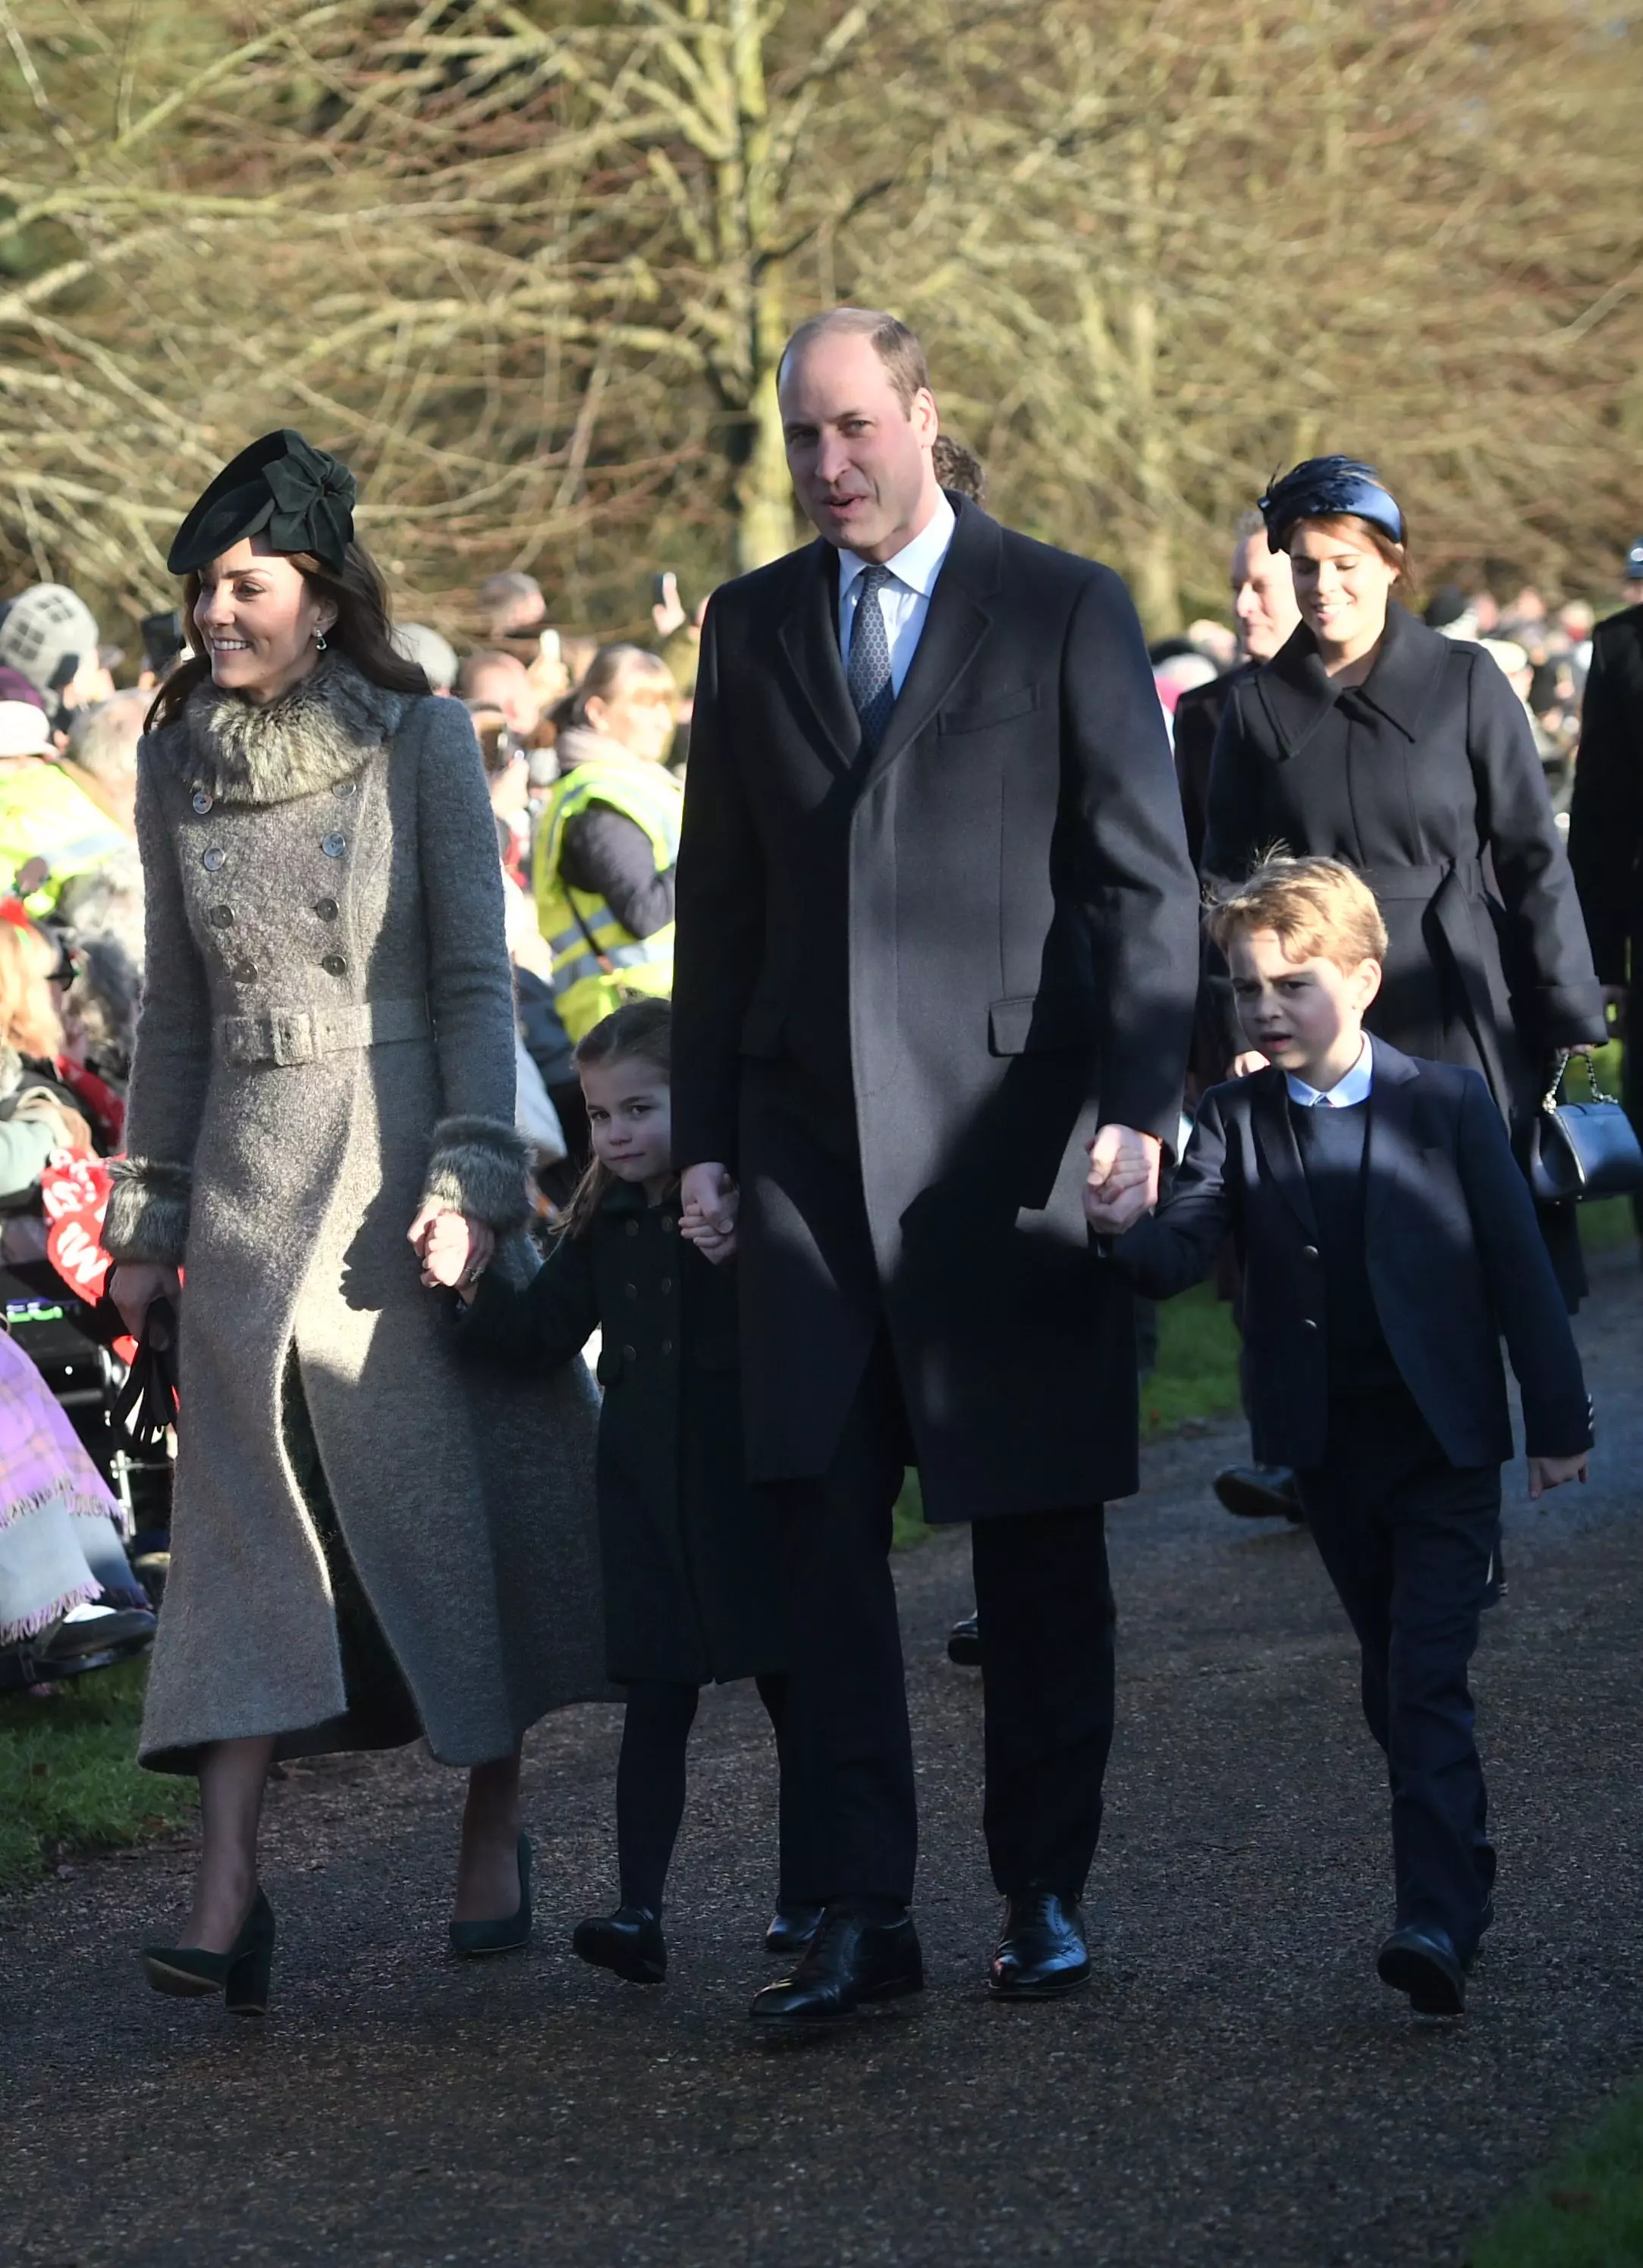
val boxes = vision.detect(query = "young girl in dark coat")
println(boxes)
[454,999,818,1984]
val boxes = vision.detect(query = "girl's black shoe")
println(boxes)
[573,1905,666,1984]
[138,1888,276,2016]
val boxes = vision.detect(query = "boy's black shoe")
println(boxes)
[749,1908,922,2034]
[1213,1465,1305,1522]
[763,1902,825,1959]
[573,1905,666,1984]
[947,1611,982,1666]
[988,1889,1090,2000]
[1377,1926,1466,2015]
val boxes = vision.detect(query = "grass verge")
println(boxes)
[0,1656,193,1891]
[1469,2087,1643,2266]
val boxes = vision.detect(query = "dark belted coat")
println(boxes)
[105,656,608,1771]
[454,1183,784,1687]
[1203,602,1605,1132]
[671,496,1201,1522]
[1567,604,1643,992]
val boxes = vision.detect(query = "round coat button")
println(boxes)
[203,847,226,872]
[661,1338,673,1355]
[622,1345,636,1362]
[208,903,234,927]
[334,779,358,798]
[624,1283,638,1299]
[322,832,347,858]
[322,953,347,976]
[625,1220,639,1237]
[1302,1244,1320,1261]
[660,1277,672,1294]
[234,960,257,982]
[1301,1316,1319,1332]
[191,790,213,815]
[314,897,339,921]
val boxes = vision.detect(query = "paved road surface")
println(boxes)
[2,1258,1639,2267]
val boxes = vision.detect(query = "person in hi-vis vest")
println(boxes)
[535,645,683,1043]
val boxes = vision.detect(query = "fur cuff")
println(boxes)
[103,1158,192,1265]
[423,1116,532,1231]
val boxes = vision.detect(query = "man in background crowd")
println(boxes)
[1172,514,1300,869]
[458,649,542,743]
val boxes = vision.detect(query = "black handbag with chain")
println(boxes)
[1526,1051,1643,1205]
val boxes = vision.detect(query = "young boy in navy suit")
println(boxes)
[1086,856,1591,2015]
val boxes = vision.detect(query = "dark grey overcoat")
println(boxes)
[671,497,1201,1522]
[455,1183,784,1686]
[1203,602,1606,1127]
[105,656,608,1770]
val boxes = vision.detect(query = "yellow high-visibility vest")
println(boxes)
[533,752,683,1044]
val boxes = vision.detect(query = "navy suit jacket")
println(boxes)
[1109,1041,1591,1469]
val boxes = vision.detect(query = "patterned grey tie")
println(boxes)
[847,561,897,754]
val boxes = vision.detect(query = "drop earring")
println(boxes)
[315,630,328,651]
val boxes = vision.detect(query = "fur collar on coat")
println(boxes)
[171,655,410,807]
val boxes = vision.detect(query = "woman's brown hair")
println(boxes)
[146,537,430,733]
[558,997,674,1240]
[1283,513,1412,584]
[549,642,675,738]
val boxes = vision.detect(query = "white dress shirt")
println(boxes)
[1285,1033,1374,1109]
[837,492,957,693]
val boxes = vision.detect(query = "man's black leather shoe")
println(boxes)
[1377,1926,1466,2015]
[1213,1464,1304,1522]
[947,1611,982,1666]
[749,1908,923,2034]
[988,1889,1090,1999]
[763,1901,825,1959]
[573,1905,666,1984]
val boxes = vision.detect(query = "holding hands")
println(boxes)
[1528,1452,1588,1500]
[409,1201,495,1293]
[679,1161,739,1266]
[1082,1124,1163,1236]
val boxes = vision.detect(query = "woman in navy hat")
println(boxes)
[105,432,607,2012]
[1202,457,1606,1298]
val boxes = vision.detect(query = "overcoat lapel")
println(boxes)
[1363,1040,1421,1237]
[776,540,859,776]
[862,499,1003,788]
[1250,1069,1318,1236]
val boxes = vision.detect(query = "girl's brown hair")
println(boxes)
[559,997,674,1240]
[146,537,429,733]
[0,922,66,1060]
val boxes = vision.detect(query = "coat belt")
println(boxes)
[215,995,431,1068]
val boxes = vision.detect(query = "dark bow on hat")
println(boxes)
[1258,456,1405,550]
[168,429,357,577]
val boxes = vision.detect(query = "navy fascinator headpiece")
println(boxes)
[1258,457,1405,551]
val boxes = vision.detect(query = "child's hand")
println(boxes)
[680,1203,738,1266]
[1528,1451,1588,1500]
[408,1202,495,1291]
[1082,1125,1160,1234]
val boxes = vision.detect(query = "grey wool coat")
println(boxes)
[105,655,608,1772]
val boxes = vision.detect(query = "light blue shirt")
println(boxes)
[1285,1034,1374,1109]
[837,493,957,694]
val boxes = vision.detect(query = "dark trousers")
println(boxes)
[762,1334,1116,1908]
[1296,1391,1500,1959]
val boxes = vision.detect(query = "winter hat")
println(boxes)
[391,622,459,693]
[0,585,101,698]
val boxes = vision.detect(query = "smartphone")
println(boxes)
[652,571,677,607]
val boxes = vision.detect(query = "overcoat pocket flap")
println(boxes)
[691,1333,741,1372]
[595,1346,626,1387]
[988,992,1098,1056]
[938,684,1041,735]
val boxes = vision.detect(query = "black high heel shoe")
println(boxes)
[449,1833,532,1958]
[139,1888,276,2016]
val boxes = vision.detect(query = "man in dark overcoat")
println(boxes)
[671,306,1200,2029]
[1566,560,1643,1239]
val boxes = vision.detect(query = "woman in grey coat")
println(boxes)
[108,432,606,2009]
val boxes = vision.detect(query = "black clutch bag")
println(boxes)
[1526,1052,1643,1205]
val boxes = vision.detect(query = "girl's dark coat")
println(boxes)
[1203,602,1605,1128]
[457,1184,782,1686]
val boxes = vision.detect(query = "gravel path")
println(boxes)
[2,1258,1639,2268]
